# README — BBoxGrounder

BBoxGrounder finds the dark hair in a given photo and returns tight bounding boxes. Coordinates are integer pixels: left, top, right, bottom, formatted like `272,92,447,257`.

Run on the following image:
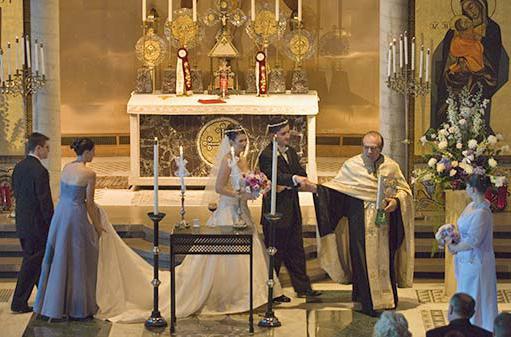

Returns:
70,138,95,156
363,131,385,150
466,174,491,194
494,312,511,337
267,117,289,134
224,123,245,142
450,293,475,318
27,132,49,153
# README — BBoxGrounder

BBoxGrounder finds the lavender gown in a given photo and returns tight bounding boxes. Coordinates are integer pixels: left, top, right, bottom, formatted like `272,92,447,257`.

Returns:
34,182,99,319
455,200,498,331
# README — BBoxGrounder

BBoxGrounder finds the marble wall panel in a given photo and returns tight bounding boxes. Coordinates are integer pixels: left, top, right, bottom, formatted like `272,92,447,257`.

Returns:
139,115,307,177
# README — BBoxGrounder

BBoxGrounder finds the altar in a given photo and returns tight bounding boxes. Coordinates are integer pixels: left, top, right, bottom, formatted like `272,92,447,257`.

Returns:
127,92,319,186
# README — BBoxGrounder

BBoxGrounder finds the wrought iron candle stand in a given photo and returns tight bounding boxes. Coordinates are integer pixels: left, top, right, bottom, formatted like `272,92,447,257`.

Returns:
258,212,282,328
145,211,168,330
176,190,189,229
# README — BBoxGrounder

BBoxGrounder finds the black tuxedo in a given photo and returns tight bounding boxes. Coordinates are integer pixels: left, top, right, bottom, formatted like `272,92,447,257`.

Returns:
426,319,493,337
259,144,312,293
11,156,54,310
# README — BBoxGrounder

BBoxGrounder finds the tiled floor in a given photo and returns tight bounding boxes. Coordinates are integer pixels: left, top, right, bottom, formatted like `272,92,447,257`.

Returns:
1,281,510,337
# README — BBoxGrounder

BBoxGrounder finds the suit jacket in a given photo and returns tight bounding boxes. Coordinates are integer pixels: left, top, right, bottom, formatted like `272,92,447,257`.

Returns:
12,156,54,241
426,319,493,337
259,144,306,228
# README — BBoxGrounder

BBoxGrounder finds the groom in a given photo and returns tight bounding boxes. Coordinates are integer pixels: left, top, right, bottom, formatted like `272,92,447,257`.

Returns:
11,132,54,313
259,117,321,301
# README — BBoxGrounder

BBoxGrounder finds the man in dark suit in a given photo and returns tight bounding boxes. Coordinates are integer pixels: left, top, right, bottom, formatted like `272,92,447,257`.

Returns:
426,293,493,337
259,117,320,302
11,132,54,313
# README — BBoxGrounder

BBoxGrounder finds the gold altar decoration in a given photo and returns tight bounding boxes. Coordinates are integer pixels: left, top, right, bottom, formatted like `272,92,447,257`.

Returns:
246,7,287,49
282,28,316,66
164,8,205,49
135,28,168,68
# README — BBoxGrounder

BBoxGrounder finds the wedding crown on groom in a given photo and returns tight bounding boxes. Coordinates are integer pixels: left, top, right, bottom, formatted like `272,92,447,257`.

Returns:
267,119,289,134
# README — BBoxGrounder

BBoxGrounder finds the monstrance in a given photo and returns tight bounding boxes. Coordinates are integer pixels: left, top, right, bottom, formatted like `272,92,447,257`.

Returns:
135,27,168,94
281,27,316,93
204,0,247,95
164,8,205,96
245,4,287,96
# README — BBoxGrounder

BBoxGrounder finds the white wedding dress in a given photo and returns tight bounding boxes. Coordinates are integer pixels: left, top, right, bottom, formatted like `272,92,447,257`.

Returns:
95,140,281,323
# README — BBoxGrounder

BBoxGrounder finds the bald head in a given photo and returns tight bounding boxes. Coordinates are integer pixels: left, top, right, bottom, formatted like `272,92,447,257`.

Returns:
449,293,475,320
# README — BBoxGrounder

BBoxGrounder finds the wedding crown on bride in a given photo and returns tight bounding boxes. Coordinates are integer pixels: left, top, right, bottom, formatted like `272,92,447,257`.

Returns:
224,125,245,134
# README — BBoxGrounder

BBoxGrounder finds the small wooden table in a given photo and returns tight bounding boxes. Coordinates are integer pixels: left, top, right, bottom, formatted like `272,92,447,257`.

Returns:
169,225,254,334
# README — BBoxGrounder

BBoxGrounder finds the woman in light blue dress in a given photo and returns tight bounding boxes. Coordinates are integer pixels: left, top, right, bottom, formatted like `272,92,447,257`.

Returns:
34,138,104,320
448,174,498,331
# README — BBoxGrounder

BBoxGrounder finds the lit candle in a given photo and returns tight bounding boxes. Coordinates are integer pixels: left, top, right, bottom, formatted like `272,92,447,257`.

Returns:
15,37,19,72
0,49,4,83
251,0,255,21
411,37,415,71
34,39,39,73
404,32,408,66
142,0,147,22
6,43,11,78
387,44,391,79
376,175,384,210
426,48,430,83
153,137,159,215
270,136,278,215
392,39,396,74
298,0,302,22
419,45,424,79
20,36,25,67
275,0,279,20
168,0,172,21
179,145,185,193
399,34,403,69
192,0,197,22
40,43,45,77
25,36,31,68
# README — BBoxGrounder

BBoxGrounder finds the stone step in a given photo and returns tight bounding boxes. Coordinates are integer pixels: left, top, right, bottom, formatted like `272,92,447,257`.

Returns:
277,257,329,288
414,258,511,279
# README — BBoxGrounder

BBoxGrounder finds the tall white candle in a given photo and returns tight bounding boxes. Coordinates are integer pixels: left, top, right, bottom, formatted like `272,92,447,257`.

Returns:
392,39,396,74
168,0,172,21
192,0,197,22
411,37,415,71
6,43,11,77
404,32,408,66
25,36,31,68
20,36,25,67
153,137,159,215
270,136,278,215
40,43,45,76
15,37,20,71
425,48,430,83
298,0,302,22
142,0,147,22
34,40,39,73
251,0,255,21
179,145,185,193
419,46,424,79
399,35,403,69
387,44,391,78
275,0,279,20
0,50,4,82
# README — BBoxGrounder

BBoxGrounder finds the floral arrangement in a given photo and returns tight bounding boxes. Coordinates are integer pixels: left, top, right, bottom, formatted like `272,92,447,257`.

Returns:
435,224,460,248
242,172,270,199
414,83,508,191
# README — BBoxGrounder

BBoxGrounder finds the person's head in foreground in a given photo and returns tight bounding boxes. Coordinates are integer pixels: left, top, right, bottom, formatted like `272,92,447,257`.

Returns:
373,311,412,337
448,293,476,322
494,312,511,337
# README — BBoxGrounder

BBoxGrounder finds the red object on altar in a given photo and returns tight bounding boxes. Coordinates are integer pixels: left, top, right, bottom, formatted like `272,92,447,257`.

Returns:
485,184,509,212
0,182,12,211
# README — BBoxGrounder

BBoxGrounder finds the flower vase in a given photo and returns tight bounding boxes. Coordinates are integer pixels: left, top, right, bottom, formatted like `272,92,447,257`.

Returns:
443,189,471,298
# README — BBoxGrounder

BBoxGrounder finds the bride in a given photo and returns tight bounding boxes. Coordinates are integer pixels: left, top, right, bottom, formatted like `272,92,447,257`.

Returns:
95,123,282,322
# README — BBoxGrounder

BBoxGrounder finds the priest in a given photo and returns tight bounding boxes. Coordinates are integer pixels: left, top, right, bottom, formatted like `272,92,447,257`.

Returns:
311,131,414,316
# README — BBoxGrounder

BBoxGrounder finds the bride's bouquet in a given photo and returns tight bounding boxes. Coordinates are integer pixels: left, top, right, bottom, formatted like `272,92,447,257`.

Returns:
435,224,461,248
241,172,270,199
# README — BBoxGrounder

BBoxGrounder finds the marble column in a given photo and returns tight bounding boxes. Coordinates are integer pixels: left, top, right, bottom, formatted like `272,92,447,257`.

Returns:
379,0,408,172
31,0,61,197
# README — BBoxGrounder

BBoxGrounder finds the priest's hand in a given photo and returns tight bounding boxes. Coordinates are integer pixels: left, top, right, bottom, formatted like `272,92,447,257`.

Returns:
383,197,398,213
299,180,317,193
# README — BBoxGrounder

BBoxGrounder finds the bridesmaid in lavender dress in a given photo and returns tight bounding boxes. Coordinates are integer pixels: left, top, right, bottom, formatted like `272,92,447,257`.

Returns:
448,174,498,331
34,138,105,320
